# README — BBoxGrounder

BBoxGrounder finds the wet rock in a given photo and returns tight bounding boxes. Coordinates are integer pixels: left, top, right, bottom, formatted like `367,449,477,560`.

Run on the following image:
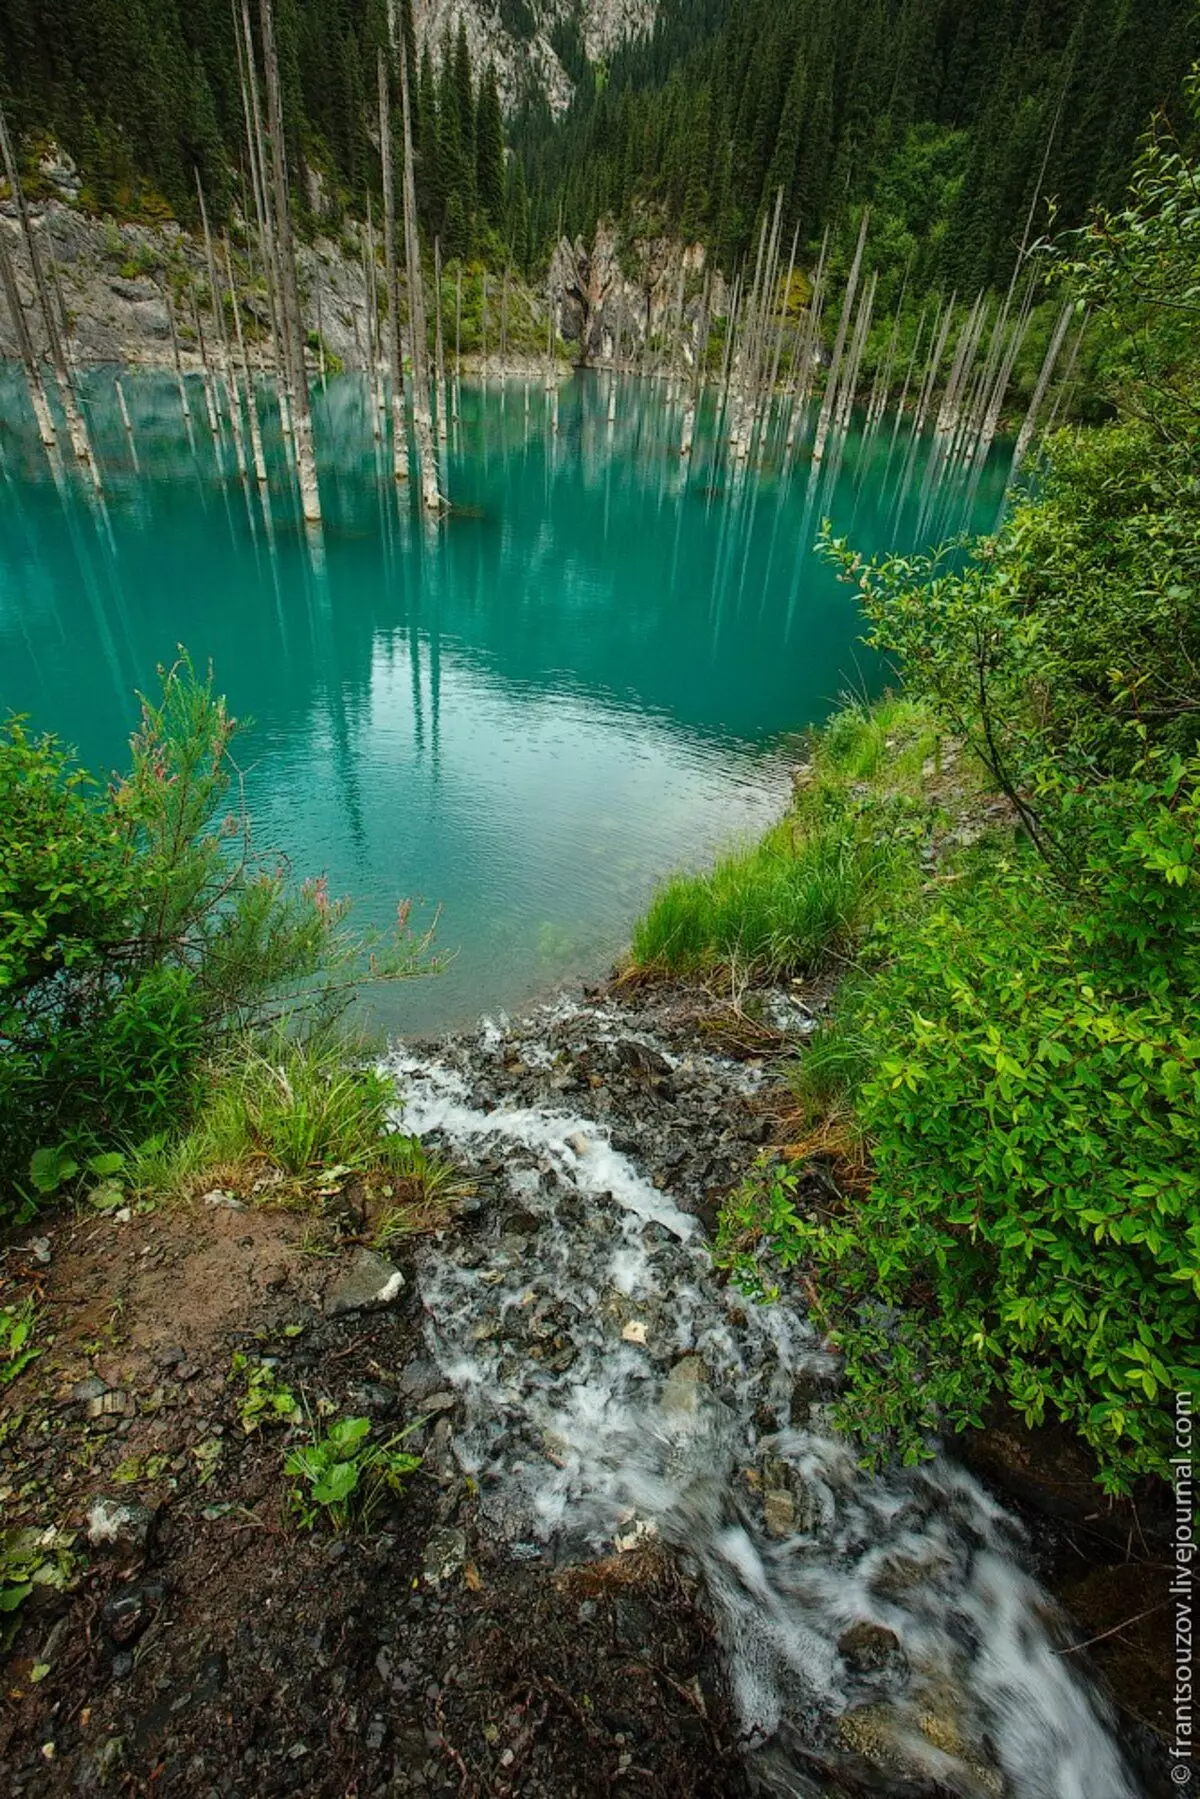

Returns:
421,1528,467,1586
661,1355,707,1417
323,1248,404,1316
837,1621,908,1677
345,1381,399,1419
86,1496,154,1556
763,1489,796,1538
835,1702,1003,1799
103,1578,165,1646
420,1391,457,1417
396,1360,444,1402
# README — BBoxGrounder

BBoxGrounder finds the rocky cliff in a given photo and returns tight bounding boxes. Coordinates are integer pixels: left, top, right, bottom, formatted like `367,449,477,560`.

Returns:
414,0,657,112
547,220,725,365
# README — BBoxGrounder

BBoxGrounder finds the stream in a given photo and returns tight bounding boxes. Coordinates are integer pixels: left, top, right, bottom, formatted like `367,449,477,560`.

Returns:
386,989,1139,1799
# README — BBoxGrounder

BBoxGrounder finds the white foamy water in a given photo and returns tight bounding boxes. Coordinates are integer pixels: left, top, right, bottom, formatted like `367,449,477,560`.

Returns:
385,1020,1139,1799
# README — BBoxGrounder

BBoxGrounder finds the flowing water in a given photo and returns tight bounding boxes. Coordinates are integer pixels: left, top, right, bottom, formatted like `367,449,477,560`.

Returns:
0,367,1007,1035
387,996,1140,1799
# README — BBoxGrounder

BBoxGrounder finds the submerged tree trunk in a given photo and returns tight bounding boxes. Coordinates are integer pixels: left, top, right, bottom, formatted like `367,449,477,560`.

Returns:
0,219,58,450
813,210,869,464
1011,298,1074,475
236,0,290,441
0,100,98,483
259,0,321,524
227,239,268,483
434,238,448,442
398,40,443,513
377,49,409,484
197,172,248,482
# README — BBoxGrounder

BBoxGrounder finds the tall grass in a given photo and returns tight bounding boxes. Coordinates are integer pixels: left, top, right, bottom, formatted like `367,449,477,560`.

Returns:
129,1033,398,1194
631,695,936,979
632,822,904,976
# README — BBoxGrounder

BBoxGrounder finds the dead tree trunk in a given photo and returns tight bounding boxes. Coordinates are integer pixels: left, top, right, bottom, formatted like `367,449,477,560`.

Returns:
398,39,443,512
0,218,58,449
0,101,97,481
377,48,409,483
227,239,268,482
259,0,321,523
196,172,248,481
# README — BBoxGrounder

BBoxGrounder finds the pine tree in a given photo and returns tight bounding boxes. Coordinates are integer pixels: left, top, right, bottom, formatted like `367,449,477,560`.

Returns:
476,61,505,228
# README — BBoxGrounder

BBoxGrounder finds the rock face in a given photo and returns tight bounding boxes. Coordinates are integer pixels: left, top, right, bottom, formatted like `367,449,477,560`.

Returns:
414,0,657,115
547,220,724,365
0,195,376,373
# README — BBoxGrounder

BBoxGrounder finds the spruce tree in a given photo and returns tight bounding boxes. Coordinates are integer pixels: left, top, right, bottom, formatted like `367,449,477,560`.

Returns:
476,62,505,228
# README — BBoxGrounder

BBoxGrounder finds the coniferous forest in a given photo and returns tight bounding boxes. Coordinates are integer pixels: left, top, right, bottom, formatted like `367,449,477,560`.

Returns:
1,0,1196,300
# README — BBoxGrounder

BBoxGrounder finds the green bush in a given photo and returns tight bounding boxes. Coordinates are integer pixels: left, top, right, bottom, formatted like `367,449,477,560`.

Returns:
0,657,435,1213
775,841,1199,1491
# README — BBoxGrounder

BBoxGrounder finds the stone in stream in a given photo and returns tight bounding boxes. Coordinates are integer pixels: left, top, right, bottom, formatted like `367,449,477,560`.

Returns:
323,1248,404,1316
837,1620,908,1677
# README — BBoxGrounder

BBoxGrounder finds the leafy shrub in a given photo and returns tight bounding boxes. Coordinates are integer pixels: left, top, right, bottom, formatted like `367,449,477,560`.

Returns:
0,657,435,1212
774,843,1199,1491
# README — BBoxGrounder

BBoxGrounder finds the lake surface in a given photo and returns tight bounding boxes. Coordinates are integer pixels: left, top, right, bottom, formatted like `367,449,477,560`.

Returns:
0,368,1009,1035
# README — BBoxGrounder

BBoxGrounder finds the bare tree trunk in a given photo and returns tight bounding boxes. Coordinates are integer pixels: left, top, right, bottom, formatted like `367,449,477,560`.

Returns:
0,100,97,482
500,264,509,380
227,239,268,483
315,275,327,390
0,219,58,449
377,48,409,483
398,39,443,512
363,196,383,438
813,210,869,464
259,0,321,524
163,274,194,438
191,289,222,438
196,171,248,482
1011,297,1073,476
237,0,290,439
434,237,448,441
115,375,140,471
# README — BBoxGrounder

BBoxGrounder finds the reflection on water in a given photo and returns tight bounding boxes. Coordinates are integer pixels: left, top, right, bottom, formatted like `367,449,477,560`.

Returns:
0,368,1009,1035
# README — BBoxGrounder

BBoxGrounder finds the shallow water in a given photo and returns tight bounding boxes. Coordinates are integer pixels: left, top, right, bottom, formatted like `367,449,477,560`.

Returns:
388,998,1139,1799
0,368,1008,1034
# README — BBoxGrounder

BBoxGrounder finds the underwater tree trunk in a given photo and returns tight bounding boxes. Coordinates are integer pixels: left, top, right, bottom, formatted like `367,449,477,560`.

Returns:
227,239,268,483
260,0,321,524
196,172,248,482
377,48,409,484
398,39,443,513
0,218,58,450
0,101,97,482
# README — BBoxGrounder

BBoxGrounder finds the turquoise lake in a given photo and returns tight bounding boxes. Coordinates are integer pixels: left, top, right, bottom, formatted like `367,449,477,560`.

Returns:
0,369,1010,1035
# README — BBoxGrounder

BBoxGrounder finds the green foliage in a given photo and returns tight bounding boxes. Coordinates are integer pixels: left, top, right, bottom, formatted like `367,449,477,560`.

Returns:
510,0,1196,284
230,1353,300,1434
0,656,435,1213
632,694,935,979
285,1415,422,1531
785,850,1199,1489
0,1526,79,1650
0,1299,39,1386
632,820,909,978
128,1033,401,1194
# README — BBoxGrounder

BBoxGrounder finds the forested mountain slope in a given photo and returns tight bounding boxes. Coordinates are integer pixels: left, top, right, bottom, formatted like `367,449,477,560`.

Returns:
515,0,1199,289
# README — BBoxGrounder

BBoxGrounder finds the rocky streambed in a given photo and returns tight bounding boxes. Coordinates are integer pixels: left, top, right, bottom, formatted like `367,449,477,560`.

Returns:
388,983,1146,1799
